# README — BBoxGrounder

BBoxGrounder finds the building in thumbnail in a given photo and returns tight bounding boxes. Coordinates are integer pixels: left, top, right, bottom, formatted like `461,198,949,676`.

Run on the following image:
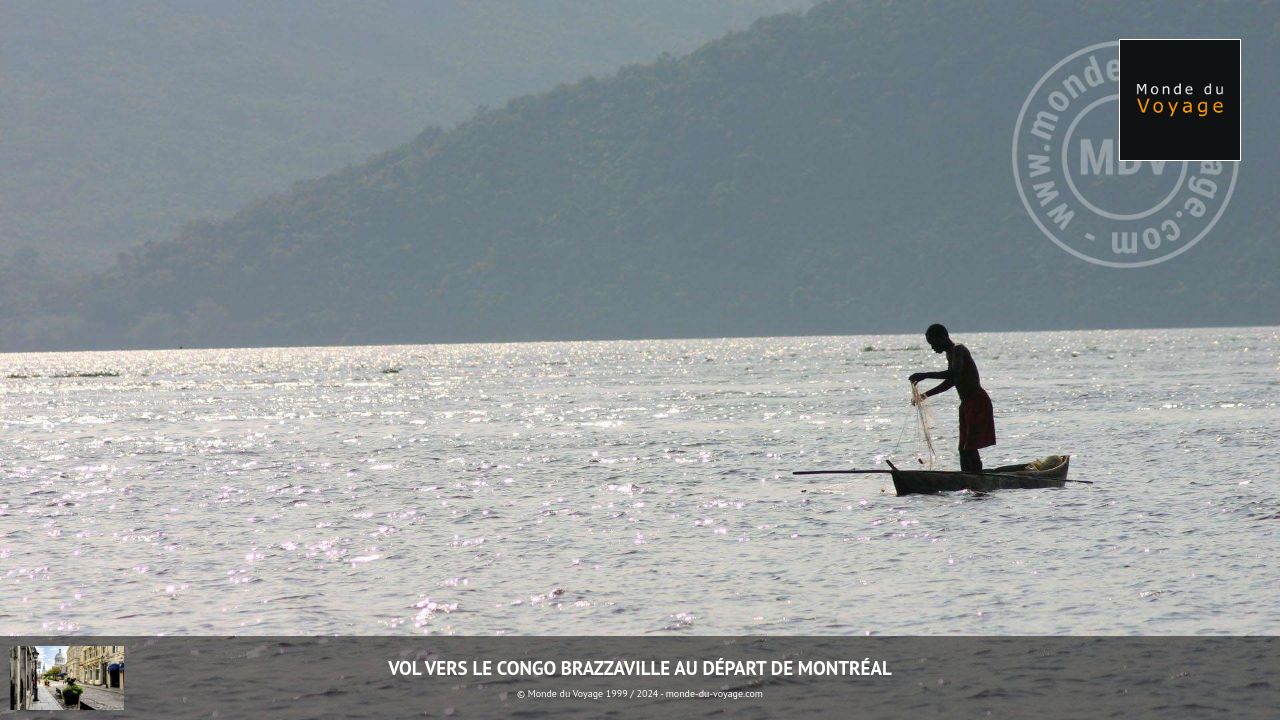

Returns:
65,646,125,690
9,646,39,710
64,646,83,682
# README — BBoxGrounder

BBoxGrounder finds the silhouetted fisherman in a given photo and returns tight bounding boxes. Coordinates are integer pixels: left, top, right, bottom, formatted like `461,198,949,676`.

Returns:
908,324,996,472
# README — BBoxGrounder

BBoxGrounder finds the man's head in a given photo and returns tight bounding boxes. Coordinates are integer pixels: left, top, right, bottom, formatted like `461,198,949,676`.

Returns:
925,323,950,353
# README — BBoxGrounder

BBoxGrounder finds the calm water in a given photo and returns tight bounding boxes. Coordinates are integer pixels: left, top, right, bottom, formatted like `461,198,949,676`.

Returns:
2,328,1277,635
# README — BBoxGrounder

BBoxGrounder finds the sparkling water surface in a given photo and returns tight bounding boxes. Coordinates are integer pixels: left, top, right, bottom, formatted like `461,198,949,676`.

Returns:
2,328,1277,635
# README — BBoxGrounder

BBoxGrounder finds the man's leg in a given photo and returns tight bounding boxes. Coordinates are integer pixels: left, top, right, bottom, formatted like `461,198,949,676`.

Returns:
959,449,982,473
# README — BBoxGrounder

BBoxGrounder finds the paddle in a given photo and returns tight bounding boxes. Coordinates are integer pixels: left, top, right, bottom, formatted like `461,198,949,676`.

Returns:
792,469,892,475
793,458,901,475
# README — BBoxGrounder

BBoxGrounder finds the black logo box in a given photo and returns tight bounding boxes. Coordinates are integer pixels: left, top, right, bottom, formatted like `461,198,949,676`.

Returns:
1119,39,1241,161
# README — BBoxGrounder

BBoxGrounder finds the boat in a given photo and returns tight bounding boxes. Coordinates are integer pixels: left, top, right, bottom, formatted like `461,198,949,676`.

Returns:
888,455,1070,495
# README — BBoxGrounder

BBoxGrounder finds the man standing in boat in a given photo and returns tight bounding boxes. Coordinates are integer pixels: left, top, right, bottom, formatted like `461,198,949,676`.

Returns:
908,324,996,473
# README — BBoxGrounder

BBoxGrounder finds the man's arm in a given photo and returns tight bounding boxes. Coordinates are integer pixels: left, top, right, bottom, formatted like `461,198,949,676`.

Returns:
923,378,954,398
910,348,965,397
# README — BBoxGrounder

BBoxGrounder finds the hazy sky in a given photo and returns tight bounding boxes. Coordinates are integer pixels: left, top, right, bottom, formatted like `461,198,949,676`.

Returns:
35,645,67,668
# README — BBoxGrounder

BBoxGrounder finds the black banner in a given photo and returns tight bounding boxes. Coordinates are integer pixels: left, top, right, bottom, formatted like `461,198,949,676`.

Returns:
5,637,1277,718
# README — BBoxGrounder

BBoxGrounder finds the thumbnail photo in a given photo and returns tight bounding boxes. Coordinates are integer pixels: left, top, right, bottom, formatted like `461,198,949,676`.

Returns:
9,646,124,711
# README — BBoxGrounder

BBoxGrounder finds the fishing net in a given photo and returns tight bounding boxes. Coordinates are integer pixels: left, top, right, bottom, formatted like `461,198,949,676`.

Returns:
910,382,937,470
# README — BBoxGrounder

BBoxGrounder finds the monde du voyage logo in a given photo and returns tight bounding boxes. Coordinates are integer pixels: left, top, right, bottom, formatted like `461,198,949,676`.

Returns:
1012,41,1240,268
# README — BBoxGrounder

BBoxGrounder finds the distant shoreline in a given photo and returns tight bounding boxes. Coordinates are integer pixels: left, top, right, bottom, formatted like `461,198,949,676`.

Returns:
2,322,1275,357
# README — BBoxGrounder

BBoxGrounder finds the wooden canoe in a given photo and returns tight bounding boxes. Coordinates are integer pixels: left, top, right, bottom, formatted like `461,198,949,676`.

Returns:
890,455,1070,496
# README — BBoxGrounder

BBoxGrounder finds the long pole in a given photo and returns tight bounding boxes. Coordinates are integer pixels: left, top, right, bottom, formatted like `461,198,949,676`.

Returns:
791,469,892,475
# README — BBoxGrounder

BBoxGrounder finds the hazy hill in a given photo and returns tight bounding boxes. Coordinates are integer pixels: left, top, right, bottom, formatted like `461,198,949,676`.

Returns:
0,0,810,270
6,0,1277,350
